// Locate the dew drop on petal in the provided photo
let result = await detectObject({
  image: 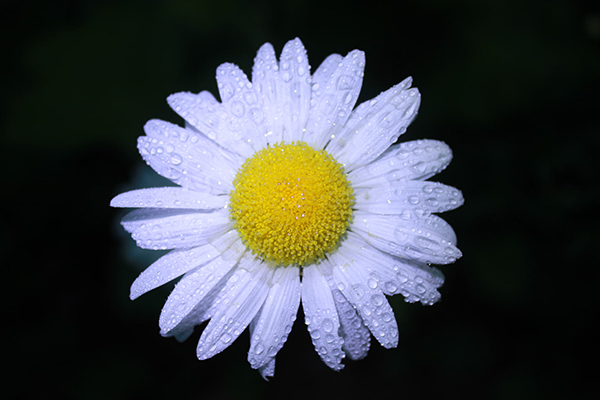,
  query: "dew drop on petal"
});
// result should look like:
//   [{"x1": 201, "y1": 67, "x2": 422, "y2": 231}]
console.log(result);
[
  {"x1": 322, "y1": 318, "x2": 334, "y2": 333},
  {"x1": 170, "y1": 153, "x2": 183, "y2": 165}
]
